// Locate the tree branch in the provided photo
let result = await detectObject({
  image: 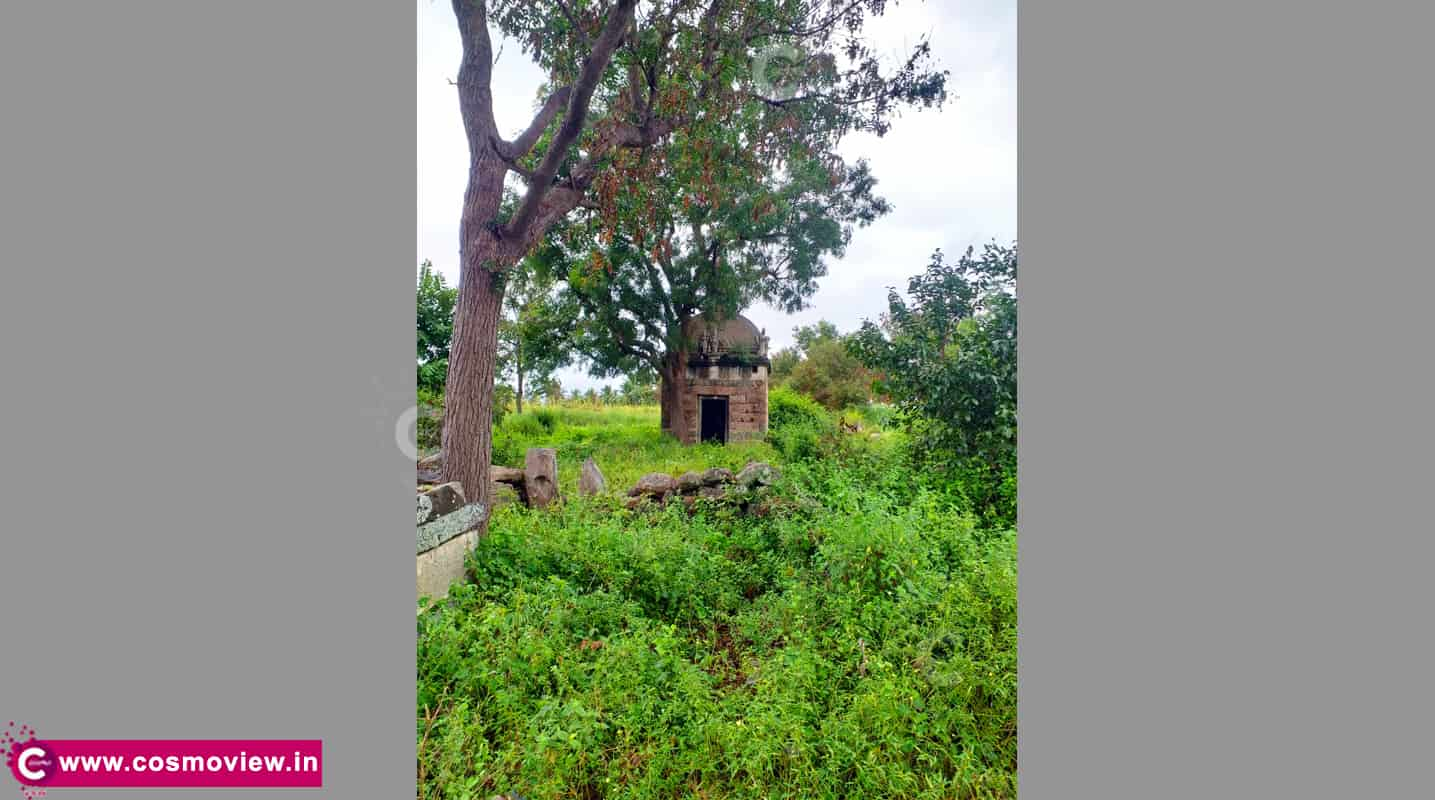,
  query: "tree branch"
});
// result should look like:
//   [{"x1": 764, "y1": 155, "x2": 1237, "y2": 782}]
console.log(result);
[
  {"x1": 504, "y1": 0, "x2": 640, "y2": 243},
  {"x1": 452, "y1": 0, "x2": 498, "y2": 153},
  {"x1": 506, "y1": 116, "x2": 681, "y2": 256},
  {"x1": 500, "y1": 86, "x2": 572, "y2": 160}
]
